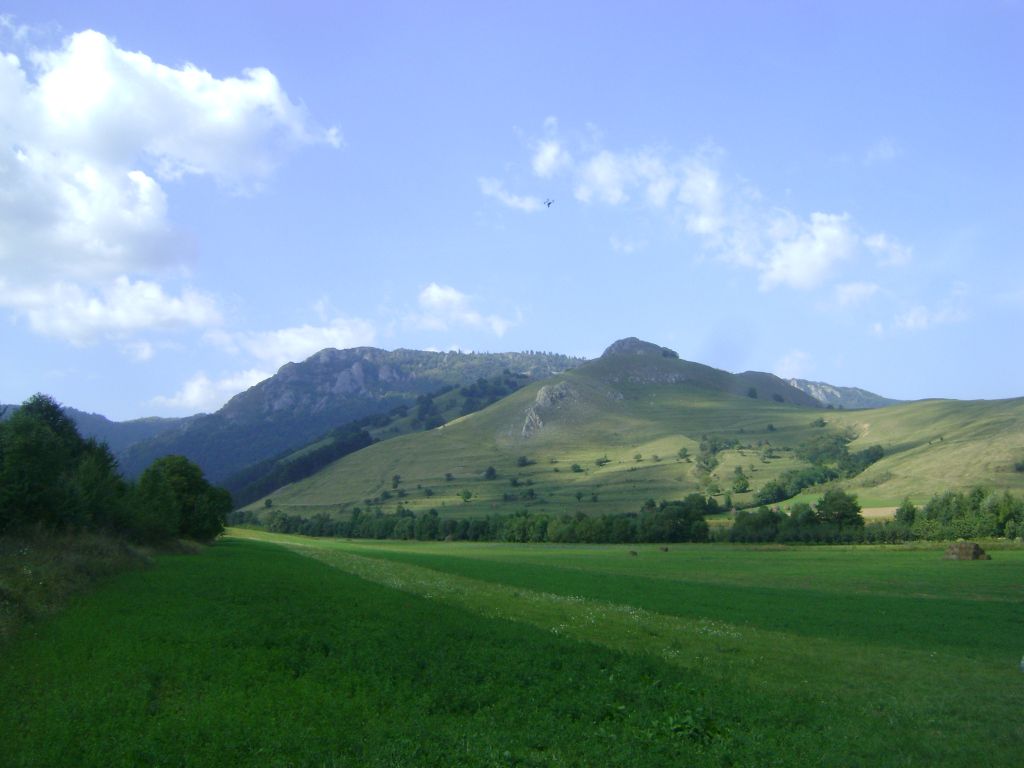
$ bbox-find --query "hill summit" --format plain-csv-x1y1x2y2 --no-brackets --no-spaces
601,337,679,359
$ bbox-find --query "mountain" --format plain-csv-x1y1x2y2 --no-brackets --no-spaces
245,338,1024,519
788,379,901,409
244,339,840,516
0,403,186,456
119,347,583,482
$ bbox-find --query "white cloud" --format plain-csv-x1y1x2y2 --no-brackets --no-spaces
489,119,915,295
835,281,880,307
574,150,629,205
208,316,377,369
531,139,571,178
678,159,723,235
478,177,542,212
152,368,270,413
2,276,220,344
864,232,912,266
759,212,856,290
0,29,338,344
774,349,810,380
412,283,514,336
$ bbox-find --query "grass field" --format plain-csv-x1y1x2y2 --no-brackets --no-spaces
2,531,1022,766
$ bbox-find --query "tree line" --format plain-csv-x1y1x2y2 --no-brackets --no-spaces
0,394,230,543
728,486,1023,544
229,494,721,544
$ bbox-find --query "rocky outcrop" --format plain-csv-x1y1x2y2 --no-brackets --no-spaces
522,382,578,438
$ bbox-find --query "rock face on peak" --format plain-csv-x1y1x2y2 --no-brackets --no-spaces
601,338,680,359
787,379,901,410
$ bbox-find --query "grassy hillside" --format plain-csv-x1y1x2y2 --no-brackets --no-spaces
247,350,1024,521
825,397,1024,502
246,360,840,518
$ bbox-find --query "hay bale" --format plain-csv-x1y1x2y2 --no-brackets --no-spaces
943,541,991,560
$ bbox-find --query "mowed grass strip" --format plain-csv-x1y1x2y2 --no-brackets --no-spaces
234,530,1024,767
292,539,1024,659
1,538,834,768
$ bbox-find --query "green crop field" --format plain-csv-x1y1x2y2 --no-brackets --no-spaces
3,531,1021,766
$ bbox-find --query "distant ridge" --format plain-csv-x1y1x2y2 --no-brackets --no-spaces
0,403,186,455
788,379,901,410
118,347,583,482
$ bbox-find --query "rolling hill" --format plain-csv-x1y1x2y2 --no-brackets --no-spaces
244,338,1024,520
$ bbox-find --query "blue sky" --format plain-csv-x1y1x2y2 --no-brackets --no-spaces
1,1,1021,420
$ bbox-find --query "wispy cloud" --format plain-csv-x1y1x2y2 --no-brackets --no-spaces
410,282,515,336
864,137,900,165
891,305,967,332
486,120,910,294
152,368,270,413
835,281,880,307
207,316,376,369
478,177,542,212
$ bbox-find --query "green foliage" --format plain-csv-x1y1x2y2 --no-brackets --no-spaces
731,466,750,493
815,488,864,530
639,495,713,542
138,456,230,541
728,506,784,543
483,466,497,480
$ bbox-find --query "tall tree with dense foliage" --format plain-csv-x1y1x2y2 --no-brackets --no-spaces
139,455,230,541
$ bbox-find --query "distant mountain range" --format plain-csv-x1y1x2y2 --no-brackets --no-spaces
246,338,1024,517
116,348,584,482
2,340,904,487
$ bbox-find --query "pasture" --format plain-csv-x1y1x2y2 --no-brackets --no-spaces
1,531,1021,766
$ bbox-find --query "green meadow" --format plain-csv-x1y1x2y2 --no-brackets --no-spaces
2,531,1022,766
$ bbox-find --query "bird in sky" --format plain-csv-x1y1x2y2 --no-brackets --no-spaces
544,198,554,207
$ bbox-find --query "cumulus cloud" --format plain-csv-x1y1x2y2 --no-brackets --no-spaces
412,283,514,336
478,177,542,212
207,316,377,369
759,212,856,290
152,368,271,413
532,139,571,178
2,276,220,344
0,28,339,344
